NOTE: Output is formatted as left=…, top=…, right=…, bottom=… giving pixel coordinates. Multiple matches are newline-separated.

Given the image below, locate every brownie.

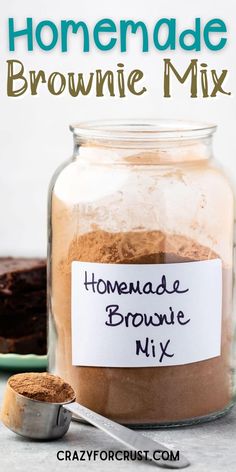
left=0, top=312, right=46, bottom=337
left=0, top=290, right=46, bottom=316
left=0, top=257, right=47, bottom=355
left=0, top=258, right=46, bottom=295
left=0, top=332, right=46, bottom=355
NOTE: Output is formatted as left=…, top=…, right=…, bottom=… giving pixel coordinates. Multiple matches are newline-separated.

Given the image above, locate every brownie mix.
left=51, top=195, right=233, bottom=425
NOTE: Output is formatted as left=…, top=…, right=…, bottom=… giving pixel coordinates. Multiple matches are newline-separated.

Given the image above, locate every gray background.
left=0, top=371, right=235, bottom=472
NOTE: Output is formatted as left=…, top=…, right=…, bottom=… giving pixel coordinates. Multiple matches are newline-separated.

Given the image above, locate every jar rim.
left=70, top=119, right=217, bottom=144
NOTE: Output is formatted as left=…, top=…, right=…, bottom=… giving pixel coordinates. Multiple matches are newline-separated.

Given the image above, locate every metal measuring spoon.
left=1, top=375, right=190, bottom=469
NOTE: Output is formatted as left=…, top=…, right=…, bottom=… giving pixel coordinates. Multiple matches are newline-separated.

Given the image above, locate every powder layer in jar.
left=50, top=195, right=232, bottom=425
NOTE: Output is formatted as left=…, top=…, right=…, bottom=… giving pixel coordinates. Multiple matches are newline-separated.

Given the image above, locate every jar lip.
left=70, top=119, right=217, bottom=143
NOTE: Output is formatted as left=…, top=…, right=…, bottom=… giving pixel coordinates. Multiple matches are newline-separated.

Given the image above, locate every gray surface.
left=0, top=371, right=235, bottom=472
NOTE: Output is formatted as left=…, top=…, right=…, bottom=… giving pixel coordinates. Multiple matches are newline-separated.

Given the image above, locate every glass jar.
left=48, top=120, right=235, bottom=427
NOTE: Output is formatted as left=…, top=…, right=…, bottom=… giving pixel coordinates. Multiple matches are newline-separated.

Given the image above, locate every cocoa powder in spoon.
left=9, top=373, right=75, bottom=403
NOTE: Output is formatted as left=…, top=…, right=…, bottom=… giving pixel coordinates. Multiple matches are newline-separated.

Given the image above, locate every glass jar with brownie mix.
left=48, top=120, right=235, bottom=427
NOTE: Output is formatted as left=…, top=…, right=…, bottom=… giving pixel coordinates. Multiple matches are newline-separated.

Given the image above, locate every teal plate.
left=0, top=353, right=48, bottom=371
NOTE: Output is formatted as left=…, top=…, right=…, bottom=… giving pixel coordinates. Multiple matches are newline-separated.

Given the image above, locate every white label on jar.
left=71, top=259, right=222, bottom=367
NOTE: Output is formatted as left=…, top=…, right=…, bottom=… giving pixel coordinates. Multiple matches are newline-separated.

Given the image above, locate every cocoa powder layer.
left=51, top=218, right=233, bottom=424
left=9, top=372, right=75, bottom=403
left=61, top=229, right=216, bottom=265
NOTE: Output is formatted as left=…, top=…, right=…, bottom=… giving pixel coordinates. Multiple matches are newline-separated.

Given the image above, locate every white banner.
left=72, top=259, right=222, bottom=367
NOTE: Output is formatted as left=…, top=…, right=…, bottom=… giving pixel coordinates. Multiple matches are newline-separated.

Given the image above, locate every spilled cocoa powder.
left=9, top=372, right=75, bottom=403
left=51, top=218, right=233, bottom=424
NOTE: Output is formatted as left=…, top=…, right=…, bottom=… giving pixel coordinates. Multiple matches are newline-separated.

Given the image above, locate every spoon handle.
left=64, top=402, right=190, bottom=469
